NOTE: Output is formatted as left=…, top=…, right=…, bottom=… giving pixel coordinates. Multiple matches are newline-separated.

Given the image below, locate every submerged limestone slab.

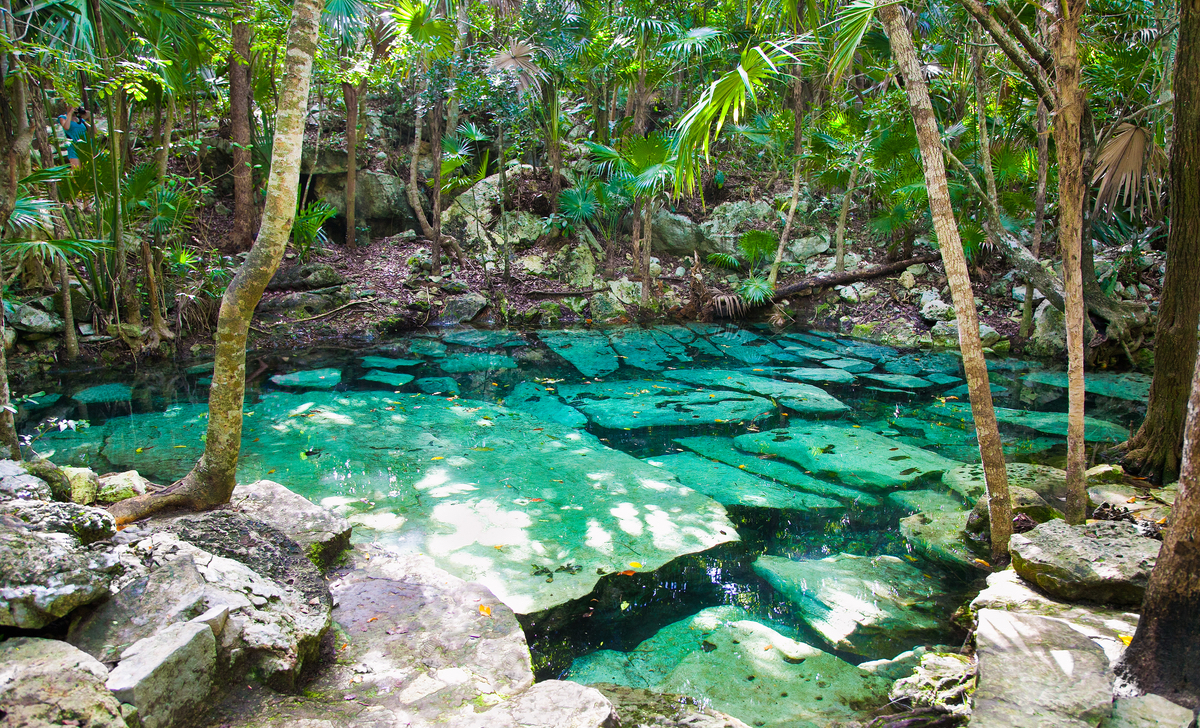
left=39, top=390, right=739, bottom=615
left=416, top=377, right=459, bottom=395
left=558, top=381, right=775, bottom=429
left=270, top=368, right=342, bottom=389
left=928, top=401, right=1129, bottom=442
left=360, top=370, right=416, bottom=388
left=441, top=329, right=526, bottom=349
left=539, top=329, right=620, bottom=377
left=674, top=436, right=879, bottom=505
left=779, top=343, right=840, bottom=361
left=899, top=509, right=980, bottom=571
left=972, top=609, right=1113, bottom=728
left=859, top=373, right=936, bottom=390
left=782, top=332, right=843, bottom=352
left=71, top=383, right=133, bottom=404
left=644, top=327, right=693, bottom=362
left=735, top=425, right=961, bottom=491
left=409, top=339, right=448, bottom=358
left=1022, top=370, right=1152, bottom=402
left=664, top=370, right=849, bottom=416
left=506, top=382, right=587, bottom=428
left=702, top=328, right=787, bottom=364
left=741, top=366, right=856, bottom=385
left=566, top=605, right=891, bottom=728
left=658, top=324, right=724, bottom=357
left=438, top=353, right=517, bottom=373
left=943, top=462, right=1069, bottom=503
left=753, top=553, right=951, bottom=657
left=822, top=357, right=875, bottom=373
left=606, top=327, right=674, bottom=371
left=884, top=352, right=962, bottom=376
left=360, top=356, right=422, bottom=369
left=645, top=453, right=842, bottom=512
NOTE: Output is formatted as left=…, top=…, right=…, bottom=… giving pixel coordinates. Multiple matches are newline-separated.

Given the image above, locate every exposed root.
left=107, top=473, right=232, bottom=526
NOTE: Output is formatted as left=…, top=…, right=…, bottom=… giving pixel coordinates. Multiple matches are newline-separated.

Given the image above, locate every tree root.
left=769, top=253, right=941, bottom=301
left=107, top=473, right=231, bottom=526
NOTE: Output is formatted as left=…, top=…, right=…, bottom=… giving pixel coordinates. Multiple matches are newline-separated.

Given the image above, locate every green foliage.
left=738, top=229, right=778, bottom=265
left=291, top=201, right=338, bottom=263
left=706, top=252, right=741, bottom=270
left=738, top=275, right=774, bottom=306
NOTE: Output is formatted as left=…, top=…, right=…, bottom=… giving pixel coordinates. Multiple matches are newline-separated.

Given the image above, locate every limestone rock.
left=0, top=518, right=119, bottom=628
left=1029, top=300, right=1067, bottom=357
left=549, top=239, right=598, bottom=288
left=789, top=233, right=830, bottom=260
left=588, top=292, right=626, bottom=324
left=889, top=652, right=975, bottom=716
left=22, top=459, right=73, bottom=502
left=1009, top=520, right=1160, bottom=606
left=0, top=500, right=116, bottom=544
left=507, top=382, right=587, bottom=428
left=559, top=380, right=774, bottom=429
left=230, top=480, right=352, bottom=570
left=69, top=512, right=331, bottom=690
left=435, top=293, right=488, bottom=325
left=106, top=621, right=217, bottom=728
left=664, top=369, right=849, bottom=416
left=476, top=680, right=618, bottom=728
left=1102, top=694, right=1196, bottom=728
left=899, top=509, right=982, bottom=571
left=965, top=486, right=1063, bottom=538
left=0, top=637, right=127, bottom=728
left=970, top=569, right=1138, bottom=666
left=920, top=298, right=955, bottom=322
left=698, top=200, right=777, bottom=256
left=568, top=605, right=891, bottom=728
left=591, top=684, right=753, bottom=728
left=268, top=262, right=345, bottom=291
left=972, top=609, right=1113, bottom=728
left=65, top=466, right=100, bottom=504
left=0, top=461, right=52, bottom=500
left=646, top=453, right=842, bottom=513
left=752, top=553, right=952, bottom=657
left=898, top=270, right=917, bottom=289
left=10, top=302, right=65, bottom=333
left=943, top=462, right=1069, bottom=503
left=97, top=470, right=152, bottom=503
left=650, top=210, right=708, bottom=256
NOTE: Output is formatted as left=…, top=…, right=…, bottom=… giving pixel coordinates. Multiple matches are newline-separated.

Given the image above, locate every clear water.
left=19, top=324, right=1146, bottom=684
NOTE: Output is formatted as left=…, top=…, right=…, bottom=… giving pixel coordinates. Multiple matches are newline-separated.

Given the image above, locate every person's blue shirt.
left=58, top=115, right=87, bottom=159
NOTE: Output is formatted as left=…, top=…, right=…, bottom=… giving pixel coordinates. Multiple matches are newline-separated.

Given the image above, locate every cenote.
left=20, top=323, right=1148, bottom=725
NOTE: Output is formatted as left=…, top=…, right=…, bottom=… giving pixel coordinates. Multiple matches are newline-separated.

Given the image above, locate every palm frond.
left=1091, top=123, right=1166, bottom=217
left=5, top=196, right=56, bottom=237
left=489, top=39, right=547, bottom=96
left=828, top=0, right=880, bottom=84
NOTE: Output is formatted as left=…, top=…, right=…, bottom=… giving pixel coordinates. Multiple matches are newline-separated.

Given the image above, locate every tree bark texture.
left=1021, top=96, right=1050, bottom=338
left=1118, top=351, right=1200, bottom=709
left=834, top=143, right=867, bottom=274
left=341, top=80, right=364, bottom=250
left=768, top=73, right=807, bottom=287
left=1053, top=0, right=1088, bottom=524
left=971, top=30, right=1002, bottom=239
left=109, top=0, right=325, bottom=524
left=880, top=4, right=1013, bottom=561
left=1121, top=0, right=1200, bottom=483
left=230, top=19, right=255, bottom=252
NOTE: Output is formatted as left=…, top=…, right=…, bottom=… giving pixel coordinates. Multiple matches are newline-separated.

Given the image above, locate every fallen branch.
left=525, top=288, right=607, bottom=298
left=771, top=253, right=942, bottom=300
left=252, top=297, right=376, bottom=330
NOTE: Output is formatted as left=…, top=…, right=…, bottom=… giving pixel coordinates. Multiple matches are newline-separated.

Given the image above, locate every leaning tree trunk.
left=0, top=134, right=33, bottom=460
left=1120, top=0, right=1200, bottom=483
left=1118, top=351, right=1200, bottom=709
left=971, top=27, right=1003, bottom=240
left=108, top=0, right=324, bottom=525
left=1053, top=0, right=1088, bottom=524
left=834, top=142, right=868, bottom=274
left=880, top=3, right=1013, bottom=562
left=230, top=18, right=255, bottom=252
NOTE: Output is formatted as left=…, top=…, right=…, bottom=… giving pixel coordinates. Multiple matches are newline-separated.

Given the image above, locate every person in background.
left=57, top=107, right=88, bottom=169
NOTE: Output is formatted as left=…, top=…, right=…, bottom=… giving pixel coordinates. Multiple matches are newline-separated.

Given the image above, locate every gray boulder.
left=972, top=608, right=1113, bottom=728
left=1102, top=694, right=1197, bottom=728
left=313, top=171, right=416, bottom=228
left=1010, top=520, right=1161, bottom=606
left=435, top=292, right=488, bottom=325
left=106, top=621, right=217, bottom=728
left=230, top=479, right=352, bottom=570
left=268, top=262, right=345, bottom=291
left=97, top=470, right=152, bottom=503
left=64, top=465, right=101, bottom=505
left=1029, top=300, right=1067, bottom=357
left=0, top=637, right=127, bottom=728
left=0, top=517, right=120, bottom=628
left=0, top=464, right=52, bottom=500
left=920, top=298, right=955, bottom=322
left=965, top=486, right=1064, bottom=538
left=889, top=652, right=975, bottom=716
left=0, top=499, right=116, bottom=544
left=650, top=210, right=709, bottom=256
left=300, top=146, right=351, bottom=174
left=698, top=199, right=777, bottom=255
left=479, top=680, right=618, bottom=728
left=10, top=302, right=65, bottom=333
left=69, top=511, right=331, bottom=690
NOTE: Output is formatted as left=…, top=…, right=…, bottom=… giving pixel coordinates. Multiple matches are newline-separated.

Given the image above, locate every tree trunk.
left=142, top=232, right=172, bottom=344
left=342, top=80, right=360, bottom=250
left=406, top=75, right=437, bottom=243
left=108, top=0, right=324, bottom=525
left=1020, top=96, right=1050, bottom=338
left=834, top=142, right=868, bottom=274
left=641, top=202, right=653, bottom=305
left=880, top=3, right=1013, bottom=562
left=971, top=28, right=1002, bottom=239
left=157, top=96, right=174, bottom=180
left=1117, top=352, right=1200, bottom=709
left=230, top=18, right=255, bottom=251
left=0, top=70, right=33, bottom=458
left=498, top=126, right=511, bottom=282
left=1053, top=0, right=1088, bottom=524
left=1120, top=0, right=1200, bottom=483
left=430, top=103, right=444, bottom=276
left=768, top=74, right=806, bottom=287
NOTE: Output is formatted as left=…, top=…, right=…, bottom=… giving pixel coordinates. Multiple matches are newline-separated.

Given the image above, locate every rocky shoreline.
left=1, top=458, right=1194, bottom=728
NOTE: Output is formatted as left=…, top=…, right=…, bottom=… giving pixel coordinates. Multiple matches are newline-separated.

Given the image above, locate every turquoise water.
left=21, top=324, right=1146, bottom=704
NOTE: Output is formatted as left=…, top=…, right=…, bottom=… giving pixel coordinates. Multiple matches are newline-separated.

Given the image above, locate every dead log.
left=770, top=253, right=942, bottom=301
